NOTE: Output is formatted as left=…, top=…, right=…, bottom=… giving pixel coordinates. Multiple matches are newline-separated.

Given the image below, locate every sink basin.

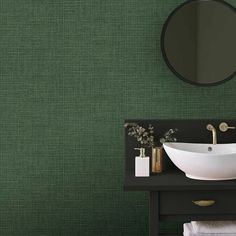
left=163, top=142, right=236, bottom=181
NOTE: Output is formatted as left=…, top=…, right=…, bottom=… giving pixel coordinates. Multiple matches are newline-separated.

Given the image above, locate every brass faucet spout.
left=206, top=124, right=217, bottom=145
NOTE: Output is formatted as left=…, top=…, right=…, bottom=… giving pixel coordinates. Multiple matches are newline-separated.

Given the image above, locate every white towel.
left=183, top=223, right=197, bottom=236
left=184, top=223, right=236, bottom=236
left=192, top=221, right=236, bottom=234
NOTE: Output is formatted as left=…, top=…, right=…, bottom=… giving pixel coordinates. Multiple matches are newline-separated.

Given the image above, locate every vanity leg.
left=149, top=191, right=159, bottom=236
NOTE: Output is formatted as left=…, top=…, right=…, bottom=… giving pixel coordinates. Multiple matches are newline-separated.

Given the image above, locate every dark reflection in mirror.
left=161, top=0, right=236, bottom=86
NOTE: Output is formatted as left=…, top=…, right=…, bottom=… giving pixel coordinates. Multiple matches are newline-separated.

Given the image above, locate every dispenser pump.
left=134, top=147, right=149, bottom=177
left=134, top=148, right=146, bottom=158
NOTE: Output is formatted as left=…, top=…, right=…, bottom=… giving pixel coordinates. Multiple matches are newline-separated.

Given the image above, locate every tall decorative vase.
left=152, top=146, right=163, bottom=174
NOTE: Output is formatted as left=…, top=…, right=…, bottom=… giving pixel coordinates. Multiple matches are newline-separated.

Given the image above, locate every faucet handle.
left=219, top=122, right=235, bottom=132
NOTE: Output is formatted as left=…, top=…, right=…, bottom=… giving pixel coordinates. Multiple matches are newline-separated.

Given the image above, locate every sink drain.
left=208, top=147, right=212, bottom=152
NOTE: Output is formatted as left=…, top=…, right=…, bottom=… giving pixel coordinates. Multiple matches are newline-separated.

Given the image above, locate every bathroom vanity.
left=124, top=120, right=236, bottom=236
left=124, top=170, right=236, bottom=236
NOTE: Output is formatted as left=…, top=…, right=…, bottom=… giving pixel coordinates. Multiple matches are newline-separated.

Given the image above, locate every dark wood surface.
left=150, top=192, right=159, bottom=236
left=160, top=190, right=236, bottom=215
left=124, top=169, right=236, bottom=191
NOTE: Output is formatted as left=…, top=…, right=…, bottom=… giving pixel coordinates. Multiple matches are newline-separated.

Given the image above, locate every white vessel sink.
left=163, top=142, right=236, bottom=181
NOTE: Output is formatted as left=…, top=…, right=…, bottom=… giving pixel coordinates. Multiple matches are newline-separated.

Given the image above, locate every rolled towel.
left=191, top=221, right=236, bottom=234
left=184, top=222, right=236, bottom=236
left=183, top=223, right=195, bottom=236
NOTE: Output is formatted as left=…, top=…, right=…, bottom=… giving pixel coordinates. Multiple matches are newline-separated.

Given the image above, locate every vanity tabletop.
left=124, top=169, right=236, bottom=191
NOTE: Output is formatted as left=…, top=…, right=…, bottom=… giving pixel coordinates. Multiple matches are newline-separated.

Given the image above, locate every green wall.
left=0, top=0, right=235, bottom=235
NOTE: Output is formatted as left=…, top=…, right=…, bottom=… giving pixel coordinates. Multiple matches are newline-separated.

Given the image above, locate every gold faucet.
left=206, top=124, right=217, bottom=144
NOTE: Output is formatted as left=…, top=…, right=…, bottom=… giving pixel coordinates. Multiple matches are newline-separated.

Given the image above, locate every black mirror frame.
left=161, top=0, right=236, bottom=86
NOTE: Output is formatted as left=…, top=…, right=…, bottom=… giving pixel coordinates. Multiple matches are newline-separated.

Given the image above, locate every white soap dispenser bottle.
left=134, top=148, right=150, bottom=177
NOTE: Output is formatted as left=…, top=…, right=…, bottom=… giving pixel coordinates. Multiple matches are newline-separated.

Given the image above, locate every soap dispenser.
left=134, top=148, right=150, bottom=177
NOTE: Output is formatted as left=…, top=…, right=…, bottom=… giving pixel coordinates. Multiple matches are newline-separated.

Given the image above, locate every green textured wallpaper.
left=0, top=0, right=235, bottom=235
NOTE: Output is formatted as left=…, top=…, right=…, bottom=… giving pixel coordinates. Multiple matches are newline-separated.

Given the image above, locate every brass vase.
left=151, top=146, right=163, bottom=174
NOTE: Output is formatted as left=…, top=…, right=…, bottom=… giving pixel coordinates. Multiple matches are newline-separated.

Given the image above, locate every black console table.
left=124, top=120, right=236, bottom=236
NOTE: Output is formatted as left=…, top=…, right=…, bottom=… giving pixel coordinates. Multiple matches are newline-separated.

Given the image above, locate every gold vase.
left=152, top=146, right=163, bottom=174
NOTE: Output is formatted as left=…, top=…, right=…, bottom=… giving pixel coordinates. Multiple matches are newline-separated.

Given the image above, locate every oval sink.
left=163, top=142, right=236, bottom=181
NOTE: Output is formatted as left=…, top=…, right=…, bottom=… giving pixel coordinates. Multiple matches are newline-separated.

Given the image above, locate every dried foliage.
left=124, top=123, right=178, bottom=147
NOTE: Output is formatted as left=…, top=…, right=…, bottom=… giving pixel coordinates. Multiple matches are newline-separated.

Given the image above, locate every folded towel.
left=192, top=221, right=236, bottom=234
left=183, top=223, right=196, bottom=236
left=184, top=223, right=236, bottom=236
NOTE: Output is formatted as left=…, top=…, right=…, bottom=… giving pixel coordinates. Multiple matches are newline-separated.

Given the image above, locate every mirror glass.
left=161, top=0, right=236, bottom=85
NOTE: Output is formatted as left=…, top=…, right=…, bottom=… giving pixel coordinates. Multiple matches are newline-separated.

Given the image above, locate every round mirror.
left=161, top=0, right=236, bottom=86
